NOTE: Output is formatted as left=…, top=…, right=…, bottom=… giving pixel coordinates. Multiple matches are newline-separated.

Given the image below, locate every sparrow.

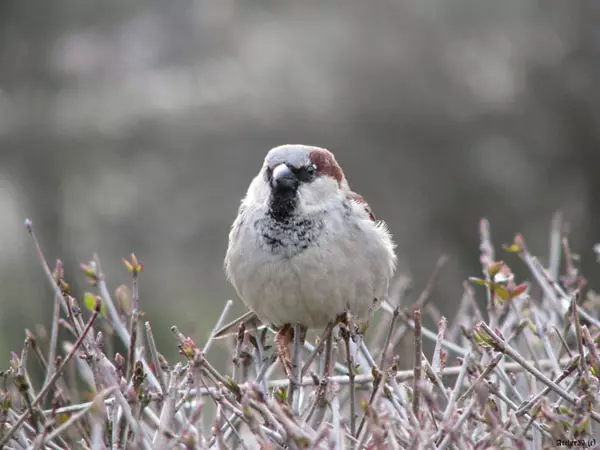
left=220, top=144, right=397, bottom=375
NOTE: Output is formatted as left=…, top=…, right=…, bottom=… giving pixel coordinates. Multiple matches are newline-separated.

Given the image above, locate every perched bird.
left=219, top=144, right=396, bottom=374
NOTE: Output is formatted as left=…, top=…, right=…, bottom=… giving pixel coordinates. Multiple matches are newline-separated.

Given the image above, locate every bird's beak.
left=270, top=164, right=298, bottom=191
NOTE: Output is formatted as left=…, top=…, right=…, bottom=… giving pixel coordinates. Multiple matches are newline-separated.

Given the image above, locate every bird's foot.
left=275, top=324, right=294, bottom=379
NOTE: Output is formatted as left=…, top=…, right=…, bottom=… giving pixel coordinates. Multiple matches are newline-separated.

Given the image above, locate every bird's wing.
left=347, top=191, right=376, bottom=222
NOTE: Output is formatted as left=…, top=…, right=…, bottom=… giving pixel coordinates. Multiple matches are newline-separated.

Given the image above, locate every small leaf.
left=502, top=237, right=521, bottom=253
left=122, top=258, right=134, bottom=273
left=130, top=253, right=139, bottom=270
left=491, top=283, right=511, bottom=301
left=511, top=282, right=529, bottom=298
left=469, top=277, right=489, bottom=287
left=274, top=386, right=287, bottom=403
left=83, top=292, right=106, bottom=318
left=123, top=253, right=143, bottom=275
left=80, top=263, right=98, bottom=284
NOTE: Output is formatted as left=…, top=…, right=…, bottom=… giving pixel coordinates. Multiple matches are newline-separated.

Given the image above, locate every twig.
left=553, top=323, right=573, bottom=360
left=412, top=309, right=423, bottom=419
left=433, top=352, right=471, bottom=444
left=266, top=356, right=576, bottom=388
left=457, top=353, right=502, bottom=404
left=144, top=322, right=167, bottom=396
left=422, top=354, right=449, bottom=404
left=479, top=218, right=497, bottom=327
left=0, top=303, right=100, bottom=448
left=203, top=299, right=234, bottom=354
left=571, top=291, right=588, bottom=375
left=24, top=220, right=69, bottom=316
left=94, top=254, right=161, bottom=391
left=355, top=334, right=389, bottom=439
left=42, top=387, right=117, bottom=446
left=478, top=322, right=600, bottom=423
left=152, top=369, right=177, bottom=449
left=437, top=398, right=477, bottom=450
left=341, top=325, right=356, bottom=440
left=231, top=321, right=247, bottom=388
left=330, top=383, right=342, bottom=450
left=304, top=333, right=334, bottom=427
left=582, top=326, right=600, bottom=375
left=371, top=276, right=411, bottom=348
left=44, top=280, right=62, bottom=387
left=15, top=338, right=44, bottom=434
left=548, top=211, right=563, bottom=284
left=396, top=311, right=468, bottom=356
left=301, top=323, right=335, bottom=378
left=432, top=316, right=447, bottom=374
left=386, top=256, right=447, bottom=349
left=414, top=255, right=448, bottom=311
left=125, top=266, right=141, bottom=382
left=379, top=305, right=400, bottom=371
left=514, top=354, right=580, bottom=418
left=531, top=308, right=562, bottom=378
left=355, top=371, right=388, bottom=450
left=288, top=323, right=304, bottom=415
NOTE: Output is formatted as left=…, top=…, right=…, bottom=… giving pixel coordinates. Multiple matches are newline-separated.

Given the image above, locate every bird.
left=219, top=144, right=397, bottom=376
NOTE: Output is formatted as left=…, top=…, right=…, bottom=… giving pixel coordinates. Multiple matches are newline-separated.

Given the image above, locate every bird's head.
left=248, top=144, right=349, bottom=220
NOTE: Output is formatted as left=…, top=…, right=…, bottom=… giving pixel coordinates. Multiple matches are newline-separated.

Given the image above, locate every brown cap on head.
left=308, top=148, right=344, bottom=187
left=264, top=144, right=345, bottom=187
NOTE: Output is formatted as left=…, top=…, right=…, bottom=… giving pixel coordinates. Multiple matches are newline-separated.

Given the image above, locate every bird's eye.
left=294, top=164, right=317, bottom=182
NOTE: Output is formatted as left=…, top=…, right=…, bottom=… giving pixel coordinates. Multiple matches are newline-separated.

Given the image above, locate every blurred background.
left=1, top=0, right=599, bottom=373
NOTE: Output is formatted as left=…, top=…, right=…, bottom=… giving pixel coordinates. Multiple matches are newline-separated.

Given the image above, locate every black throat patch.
left=268, top=189, right=298, bottom=222
left=255, top=210, right=325, bottom=256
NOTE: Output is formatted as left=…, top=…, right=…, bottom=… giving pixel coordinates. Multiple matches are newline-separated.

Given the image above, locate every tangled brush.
left=1, top=215, right=599, bottom=449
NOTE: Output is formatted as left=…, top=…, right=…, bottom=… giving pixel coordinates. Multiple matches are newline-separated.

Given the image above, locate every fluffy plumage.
left=222, top=144, right=397, bottom=332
